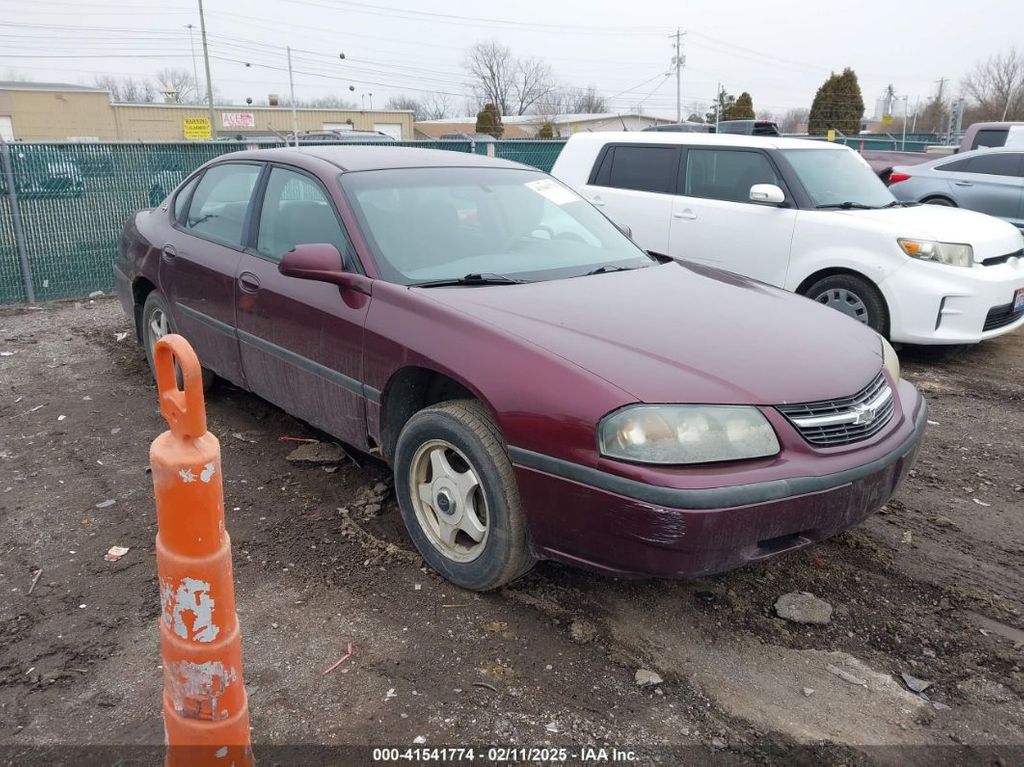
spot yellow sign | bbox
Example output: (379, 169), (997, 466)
(881, 114), (894, 127)
(183, 118), (212, 141)
(826, 129), (836, 142)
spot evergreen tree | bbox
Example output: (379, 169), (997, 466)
(725, 91), (755, 120)
(475, 103), (504, 138)
(705, 87), (736, 123)
(808, 68), (865, 135)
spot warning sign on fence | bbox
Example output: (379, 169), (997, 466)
(183, 118), (212, 141)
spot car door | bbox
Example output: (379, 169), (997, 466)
(161, 161), (262, 385)
(578, 143), (681, 255)
(951, 151), (1024, 227)
(667, 148), (797, 286)
(234, 163), (371, 448)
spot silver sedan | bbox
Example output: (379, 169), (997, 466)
(888, 147), (1024, 231)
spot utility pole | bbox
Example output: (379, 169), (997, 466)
(670, 28), (685, 123)
(196, 0), (216, 138)
(287, 45), (300, 147)
(715, 82), (721, 131)
(185, 25), (200, 103)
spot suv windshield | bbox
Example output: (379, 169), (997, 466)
(341, 167), (654, 285)
(780, 148), (895, 209)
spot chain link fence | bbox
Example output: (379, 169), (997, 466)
(0, 139), (566, 305)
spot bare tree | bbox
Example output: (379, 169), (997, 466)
(755, 109), (776, 122)
(155, 67), (200, 104)
(532, 89), (569, 119)
(420, 92), (452, 120)
(386, 94), (424, 120)
(95, 75), (157, 103)
(962, 46), (1024, 121)
(566, 86), (607, 114)
(511, 57), (555, 116)
(778, 107), (810, 133)
(2, 69), (33, 82)
(465, 40), (516, 116)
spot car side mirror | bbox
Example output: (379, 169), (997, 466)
(278, 243), (371, 295)
(749, 183), (786, 205)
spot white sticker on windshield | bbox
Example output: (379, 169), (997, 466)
(525, 178), (579, 206)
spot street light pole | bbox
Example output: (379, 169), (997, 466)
(196, 0), (216, 138)
(287, 45), (300, 147)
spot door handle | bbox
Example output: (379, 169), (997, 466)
(161, 245), (177, 263)
(954, 180), (973, 187)
(238, 271), (261, 293)
(590, 197), (606, 207)
(673, 209), (697, 220)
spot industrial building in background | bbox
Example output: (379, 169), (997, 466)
(0, 81), (414, 142)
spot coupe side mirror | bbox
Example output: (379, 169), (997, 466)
(278, 243), (371, 295)
(749, 183), (786, 205)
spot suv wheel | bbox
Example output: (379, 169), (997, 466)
(394, 399), (535, 591)
(805, 274), (889, 337)
(140, 292), (215, 392)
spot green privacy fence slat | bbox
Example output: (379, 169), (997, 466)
(0, 139), (567, 304)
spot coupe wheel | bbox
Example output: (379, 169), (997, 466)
(805, 274), (889, 337)
(140, 292), (215, 392)
(923, 196), (956, 207)
(394, 399), (535, 591)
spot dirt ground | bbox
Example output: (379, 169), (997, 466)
(1, 298), (1022, 765)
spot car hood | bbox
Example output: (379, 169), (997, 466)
(416, 262), (884, 406)
(837, 205), (1023, 262)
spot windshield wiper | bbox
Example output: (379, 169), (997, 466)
(579, 265), (641, 277)
(880, 200), (906, 208)
(411, 272), (529, 288)
(815, 201), (880, 210)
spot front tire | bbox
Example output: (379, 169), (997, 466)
(805, 274), (889, 337)
(140, 291), (215, 392)
(394, 399), (535, 591)
(923, 196), (956, 207)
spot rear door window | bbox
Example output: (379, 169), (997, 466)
(593, 145), (680, 194)
(185, 163), (262, 246)
(965, 152), (1023, 177)
(684, 149), (781, 203)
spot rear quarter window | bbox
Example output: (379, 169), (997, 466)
(589, 145), (680, 194)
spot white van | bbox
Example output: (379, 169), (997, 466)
(551, 132), (1024, 344)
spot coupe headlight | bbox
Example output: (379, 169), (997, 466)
(880, 336), (900, 381)
(897, 238), (973, 268)
(598, 405), (780, 465)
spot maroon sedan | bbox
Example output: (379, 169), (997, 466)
(116, 147), (926, 591)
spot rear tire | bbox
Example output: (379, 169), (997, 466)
(394, 399), (535, 591)
(140, 291), (215, 392)
(923, 196), (956, 207)
(805, 274), (889, 337)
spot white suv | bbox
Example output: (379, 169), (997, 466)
(551, 132), (1024, 344)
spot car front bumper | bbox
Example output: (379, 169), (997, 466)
(512, 387), (927, 579)
(880, 256), (1024, 344)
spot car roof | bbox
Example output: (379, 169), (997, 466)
(215, 145), (530, 172)
(564, 131), (846, 151)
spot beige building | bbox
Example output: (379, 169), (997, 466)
(0, 81), (414, 141)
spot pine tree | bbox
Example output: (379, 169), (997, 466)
(808, 68), (864, 135)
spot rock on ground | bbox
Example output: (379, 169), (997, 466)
(774, 592), (833, 625)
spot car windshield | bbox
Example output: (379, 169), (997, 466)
(780, 148), (896, 209)
(340, 167), (654, 285)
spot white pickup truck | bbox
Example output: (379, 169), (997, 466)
(551, 132), (1024, 345)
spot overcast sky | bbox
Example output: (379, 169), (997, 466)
(2, 0), (1019, 118)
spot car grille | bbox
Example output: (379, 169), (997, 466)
(981, 248), (1022, 267)
(777, 373), (895, 447)
(983, 301), (1024, 331)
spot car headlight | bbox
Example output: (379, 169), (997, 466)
(598, 405), (780, 465)
(897, 238), (973, 268)
(880, 336), (900, 382)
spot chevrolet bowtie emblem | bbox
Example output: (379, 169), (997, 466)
(850, 402), (878, 425)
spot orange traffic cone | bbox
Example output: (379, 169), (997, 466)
(150, 334), (252, 766)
